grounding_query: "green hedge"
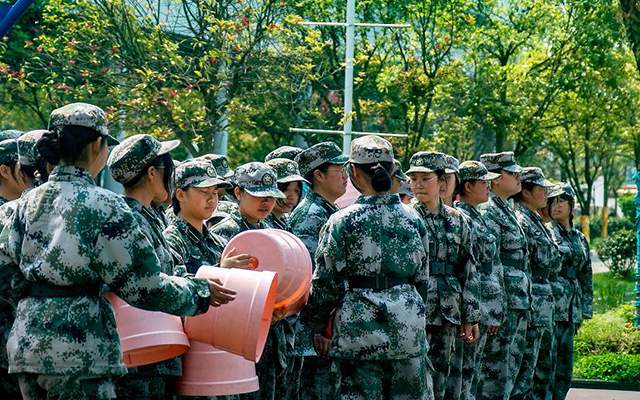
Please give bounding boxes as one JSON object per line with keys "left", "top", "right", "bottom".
{"left": 592, "top": 273, "right": 636, "bottom": 314}
{"left": 573, "top": 354, "right": 640, "bottom": 383}
{"left": 574, "top": 304, "right": 640, "bottom": 356}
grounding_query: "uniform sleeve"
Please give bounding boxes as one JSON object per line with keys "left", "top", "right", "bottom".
{"left": 94, "top": 205, "right": 210, "bottom": 317}
{"left": 164, "top": 226, "right": 189, "bottom": 275}
{"left": 212, "top": 218, "right": 240, "bottom": 242}
{"left": 578, "top": 233, "right": 593, "bottom": 319}
{"left": 458, "top": 215, "right": 481, "bottom": 325}
{"left": 0, "top": 204, "right": 29, "bottom": 307}
{"left": 412, "top": 217, "right": 430, "bottom": 303}
{"left": 303, "top": 217, "right": 346, "bottom": 336}
{"left": 291, "top": 214, "right": 327, "bottom": 267}
{"left": 481, "top": 207, "right": 507, "bottom": 323}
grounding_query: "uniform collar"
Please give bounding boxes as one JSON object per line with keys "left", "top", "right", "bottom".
{"left": 356, "top": 193, "right": 401, "bottom": 206}
{"left": 49, "top": 165, "right": 96, "bottom": 185}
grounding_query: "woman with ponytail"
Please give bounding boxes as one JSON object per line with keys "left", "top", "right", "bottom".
{"left": 0, "top": 103, "right": 234, "bottom": 399}
{"left": 303, "top": 135, "right": 433, "bottom": 399}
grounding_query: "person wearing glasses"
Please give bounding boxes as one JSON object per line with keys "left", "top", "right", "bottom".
{"left": 408, "top": 151, "right": 480, "bottom": 400}
{"left": 546, "top": 183, "right": 592, "bottom": 400}
{"left": 511, "top": 168, "right": 559, "bottom": 400}
{"left": 476, "top": 151, "right": 530, "bottom": 400}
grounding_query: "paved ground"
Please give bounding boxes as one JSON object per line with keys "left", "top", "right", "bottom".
{"left": 591, "top": 251, "right": 609, "bottom": 274}
{"left": 567, "top": 389, "right": 640, "bottom": 399}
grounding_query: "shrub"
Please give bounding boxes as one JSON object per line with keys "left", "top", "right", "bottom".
{"left": 595, "top": 228, "right": 636, "bottom": 278}
{"left": 574, "top": 304, "right": 640, "bottom": 357}
{"left": 619, "top": 193, "right": 637, "bottom": 223}
{"left": 573, "top": 354, "right": 640, "bottom": 383}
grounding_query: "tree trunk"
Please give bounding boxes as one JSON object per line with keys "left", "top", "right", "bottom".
{"left": 580, "top": 214, "right": 590, "bottom": 242}
{"left": 602, "top": 173, "right": 610, "bottom": 239}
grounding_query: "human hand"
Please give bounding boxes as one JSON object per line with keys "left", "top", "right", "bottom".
{"left": 313, "top": 334, "right": 332, "bottom": 357}
{"left": 221, "top": 247, "right": 257, "bottom": 269}
{"left": 207, "top": 278, "right": 236, "bottom": 307}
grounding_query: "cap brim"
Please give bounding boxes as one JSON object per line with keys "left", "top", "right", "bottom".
{"left": 406, "top": 166, "right": 434, "bottom": 175}
{"left": 328, "top": 154, "right": 349, "bottom": 164}
{"left": 546, "top": 189, "right": 563, "bottom": 198}
{"left": 541, "top": 179, "right": 555, "bottom": 188}
{"left": 192, "top": 177, "right": 232, "bottom": 189}
{"left": 480, "top": 171, "right": 501, "bottom": 181}
{"left": 105, "top": 134, "right": 120, "bottom": 146}
{"left": 279, "top": 175, "right": 310, "bottom": 185}
{"left": 158, "top": 139, "right": 181, "bottom": 155}
{"left": 444, "top": 168, "right": 458, "bottom": 174}
{"left": 224, "top": 170, "right": 234, "bottom": 179}
{"left": 502, "top": 164, "right": 522, "bottom": 173}
{"left": 244, "top": 188, "right": 286, "bottom": 199}
{"left": 394, "top": 171, "right": 409, "bottom": 181}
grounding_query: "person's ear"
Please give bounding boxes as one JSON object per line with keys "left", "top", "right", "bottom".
{"left": 234, "top": 186, "right": 242, "bottom": 199}
{"left": 176, "top": 187, "right": 187, "bottom": 203}
{"left": 0, "top": 164, "right": 10, "bottom": 179}
{"left": 313, "top": 169, "right": 324, "bottom": 184}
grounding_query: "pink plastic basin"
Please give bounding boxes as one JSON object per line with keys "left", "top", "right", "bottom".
{"left": 105, "top": 292, "right": 190, "bottom": 367}
{"left": 184, "top": 266, "right": 277, "bottom": 362}
{"left": 335, "top": 179, "right": 361, "bottom": 209}
{"left": 220, "top": 229, "right": 312, "bottom": 317}
{"left": 176, "top": 340, "right": 259, "bottom": 396}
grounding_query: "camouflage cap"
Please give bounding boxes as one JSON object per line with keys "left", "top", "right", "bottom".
{"left": 175, "top": 159, "right": 231, "bottom": 189}
{"left": 399, "top": 181, "right": 413, "bottom": 197}
{"left": 107, "top": 134, "right": 180, "bottom": 184}
{"left": 444, "top": 155, "right": 460, "bottom": 174}
{"left": 547, "top": 182, "right": 576, "bottom": 199}
{"left": 458, "top": 160, "right": 500, "bottom": 182}
{"left": 0, "top": 130, "right": 23, "bottom": 141}
{"left": 198, "top": 154, "right": 234, "bottom": 179}
{"left": 392, "top": 159, "right": 408, "bottom": 181}
{"left": 265, "top": 158, "right": 309, "bottom": 184}
{"left": 479, "top": 151, "right": 522, "bottom": 173}
{"left": 406, "top": 151, "right": 447, "bottom": 175}
{"left": 265, "top": 146, "right": 303, "bottom": 162}
{"left": 17, "top": 130, "right": 48, "bottom": 166}
{"left": 48, "top": 102, "right": 119, "bottom": 145}
{"left": 348, "top": 135, "right": 394, "bottom": 164}
{"left": 234, "top": 162, "right": 286, "bottom": 198}
{"left": 0, "top": 139, "right": 18, "bottom": 165}
{"left": 295, "top": 142, "right": 348, "bottom": 176}
{"left": 520, "top": 167, "right": 554, "bottom": 188}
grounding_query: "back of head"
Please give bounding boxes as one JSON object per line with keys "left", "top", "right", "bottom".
{"left": 349, "top": 135, "right": 395, "bottom": 193}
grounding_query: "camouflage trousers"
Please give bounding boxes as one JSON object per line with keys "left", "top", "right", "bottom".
{"left": 511, "top": 323, "right": 549, "bottom": 400}
{"left": 299, "top": 356, "right": 334, "bottom": 400}
{"left": 332, "top": 354, "right": 434, "bottom": 400}
{"left": 445, "top": 324, "right": 489, "bottom": 400}
{"left": 1, "top": 368, "right": 21, "bottom": 400}
{"left": 531, "top": 324, "right": 556, "bottom": 400}
{"left": 553, "top": 322, "right": 576, "bottom": 400}
{"left": 426, "top": 322, "right": 457, "bottom": 400}
{"left": 17, "top": 373, "right": 117, "bottom": 400}
{"left": 115, "top": 375, "right": 177, "bottom": 399}
{"left": 280, "top": 355, "right": 303, "bottom": 400}
{"left": 241, "top": 326, "right": 287, "bottom": 400}
{"left": 476, "top": 309, "right": 528, "bottom": 400}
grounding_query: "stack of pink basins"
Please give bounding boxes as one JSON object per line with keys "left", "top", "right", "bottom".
{"left": 106, "top": 228, "right": 312, "bottom": 397}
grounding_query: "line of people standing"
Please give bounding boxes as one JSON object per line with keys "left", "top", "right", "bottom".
{"left": 0, "top": 102, "right": 592, "bottom": 400}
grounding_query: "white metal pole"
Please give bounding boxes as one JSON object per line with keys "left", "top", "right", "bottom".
{"left": 342, "top": 0, "right": 356, "bottom": 156}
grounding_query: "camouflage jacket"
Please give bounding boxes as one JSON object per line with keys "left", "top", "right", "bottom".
{"left": 305, "top": 194, "right": 429, "bottom": 360}
{"left": 289, "top": 191, "right": 338, "bottom": 270}
{"left": 0, "top": 196, "right": 21, "bottom": 369}
{"left": 548, "top": 221, "right": 593, "bottom": 323}
{"left": 211, "top": 213, "right": 271, "bottom": 241}
{"left": 0, "top": 197, "right": 7, "bottom": 207}
{"left": 265, "top": 213, "right": 290, "bottom": 231}
{"left": 165, "top": 216, "right": 227, "bottom": 275}
{"left": 0, "top": 166, "right": 211, "bottom": 376}
{"left": 479, "top": 193, "right": 531, "bottom": 311}
{"left": 455, "top": 200, "right": 505, "bottom": 326}
{"left": 412, "top": 200, "right": 480, "bottom": 326}
{"left": 516, "top": 205, "right": 560, "bottom": 328}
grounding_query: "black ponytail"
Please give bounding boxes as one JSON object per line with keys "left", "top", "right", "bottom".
{"left": 353, "top": 162, "right": 393, "bottom": 193}
{"left": 37, "top": 125, "right": 104, "bottom": 166}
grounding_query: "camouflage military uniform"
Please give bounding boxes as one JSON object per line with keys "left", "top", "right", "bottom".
{"left": 304, "top": 135, "right": 433, "bottom": 400}
{"left": 0, "top": 103, "right": 209, "bottom": 399}
{"left": 547, "top": 184, "right": 592, "bottom": 400}
{"left": 212, "top": 162, "right": 288, "bottom": 400}
{"left": 511, "top": 168, "right": 558, "bottom": 400}
{"left": 289, "top": 142, "right": 347, "bottom": 400}
{"left": 0, "top": 139, "right": 19, "bottom": 207}
{"left": 477, "top": 152, "right": 530, "bottom": 400}
{"left": 0, "top": 130, "right": 48, "bottom": 399}
{"left": 407, "top": 151, "right": 480, "bottom": 400}
{"left": 264, "top": 157, "right": 308, "bottom": 234}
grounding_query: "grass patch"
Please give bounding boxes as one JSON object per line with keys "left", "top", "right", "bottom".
{"left": 573, "top": 354, "right": 640, "bottom": 382}
{"left": 592, "top": 272, "right": 635, "bottom": 314}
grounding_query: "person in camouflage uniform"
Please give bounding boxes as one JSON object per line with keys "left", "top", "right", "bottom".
{"left": 264, "top": 158, "right": 308, "bottom": 231}
{"left": 452, "top": 161, "right": 502, "bottom": 400}
{"left": 510, "top": 168, "right": 559, "bottom": 400}
{"left": 389, "top": 159, "right": 408, "bottom": 194}
{"left": 212, "top": 162, "right": 290, "bottom": 400}
{"left": 0, "top": 130, "right": 22, "bottom": 141}
{"left": 0, "top": 139, "right": 28, "bottom": 207}
{"left": 440, "top": 154, "right": 459, "bottom": 207}
{"left": 0, "top": 129, "right": 49, "bottom": 399}
{"left": 0, "top": 103, "right": 235, "bottom": 399}
{"left": 476, "top": 151, "right": 530, "bottom": 400}
{"left": 547, "top": 183, "right": 592, "bottom": 400}
{"left": 408, "top": 151, "right": 480, "bottom": 400}
{"left": 288, "top": 142, "right": 347, "bottom": 400}
{"left": 265, "top": 146, "right": 304, "bottom": 162}
{"left": 303, "top": 135, "right": 433, "bottom": 400}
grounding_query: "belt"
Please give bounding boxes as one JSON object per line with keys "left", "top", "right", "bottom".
{"left": 478, "top": 262, "right": 493, "bottom": 274}
{"left": 430, "top": 261, "right": 454, "bottom": 276}
{"left": 562, "top": 268, "right": 577, "bottom": 279}
{"left": 28, "top": 282, "right": 101, "bottom": 298}
{"left": 347, "top": 276, "right": 409, "bottom": 291}
{"left": 500, "top": 250, "right": 525, "bottom": 269}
